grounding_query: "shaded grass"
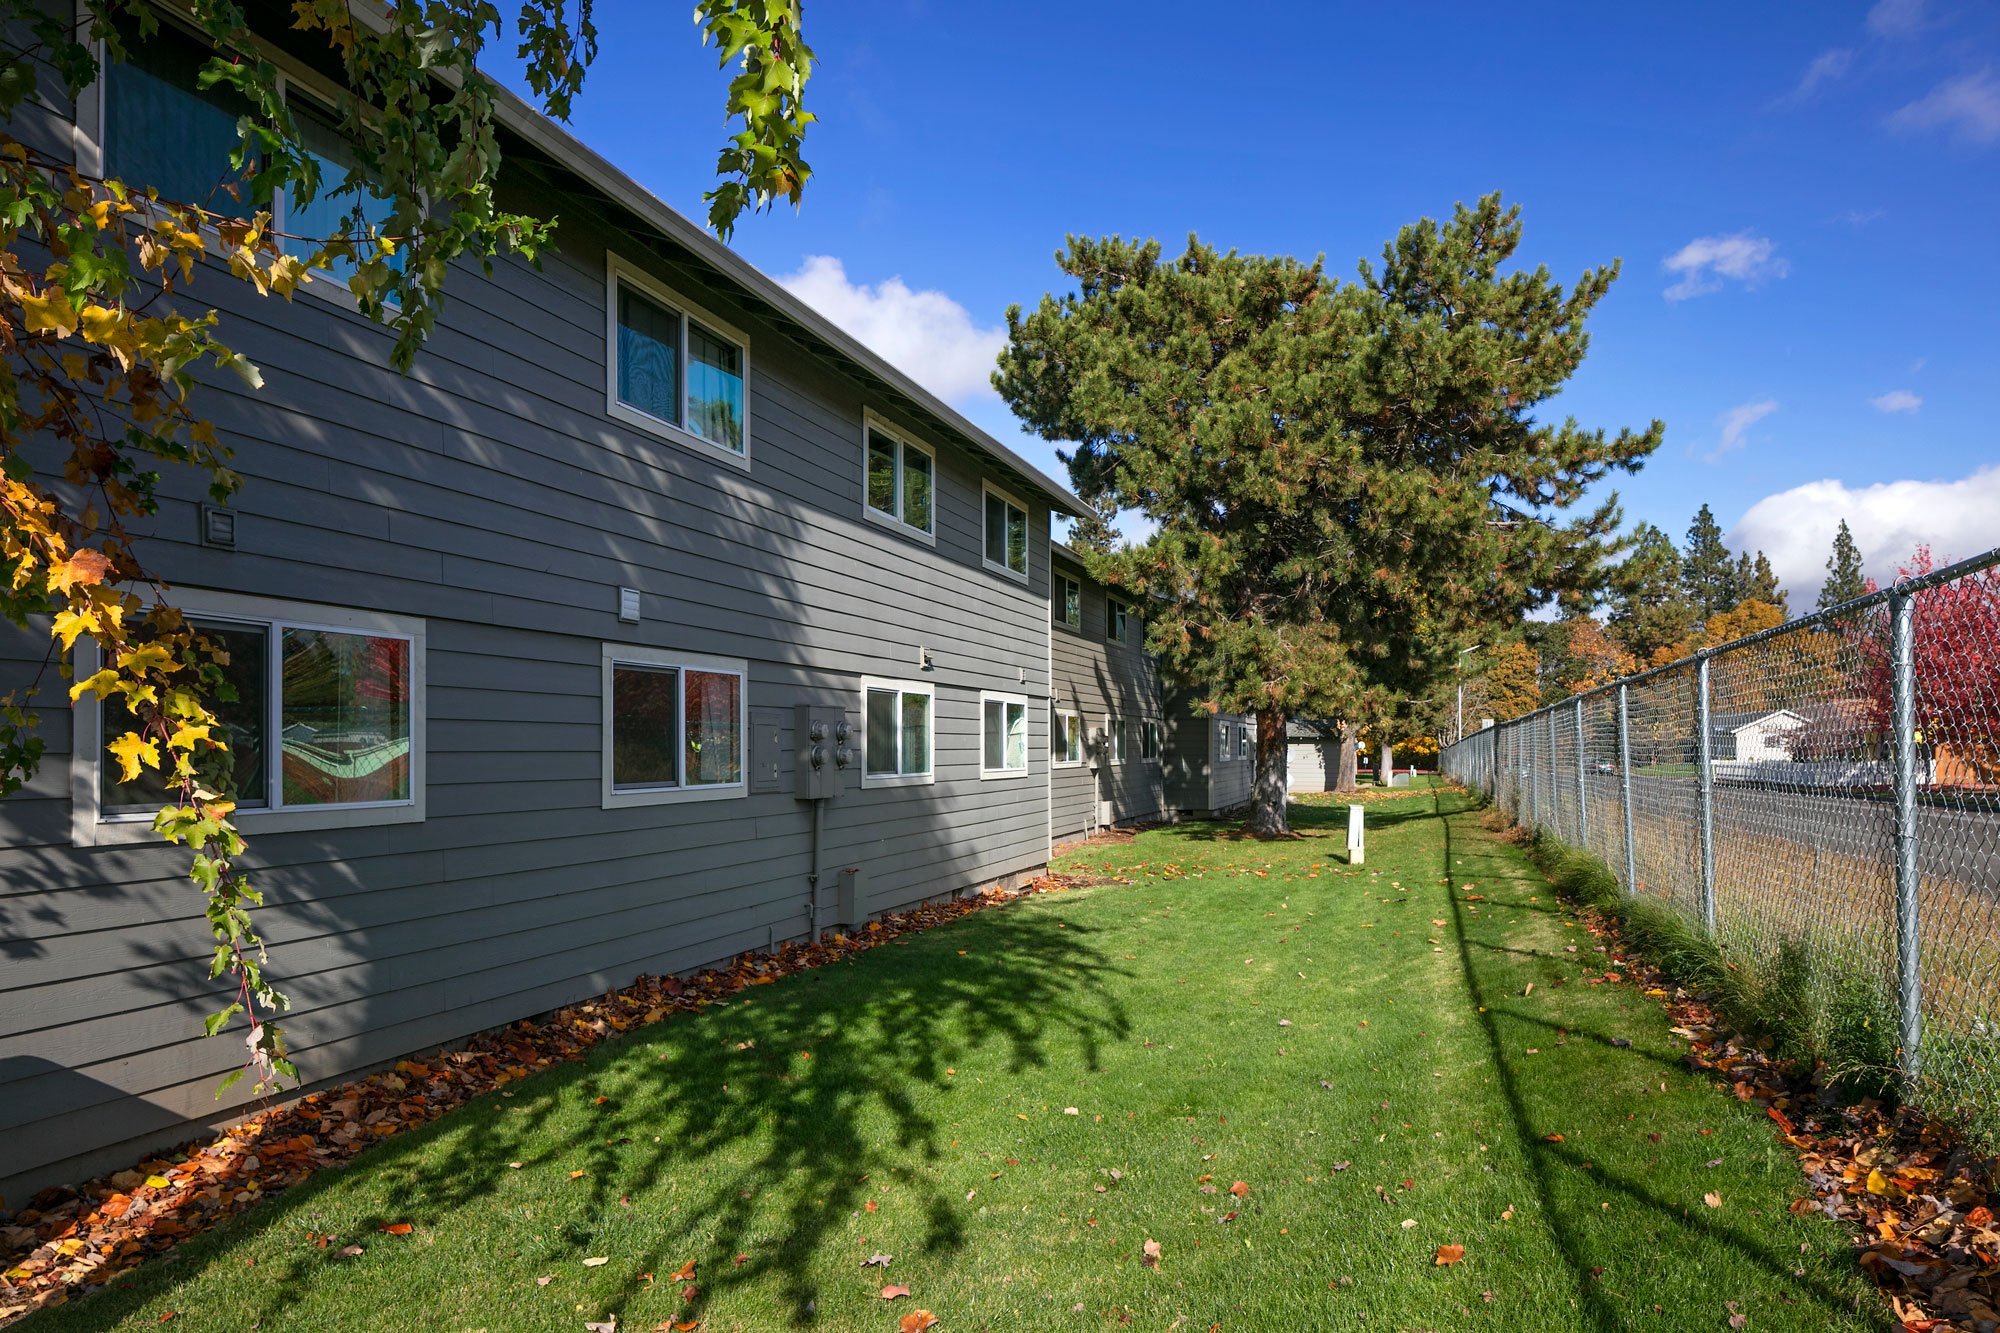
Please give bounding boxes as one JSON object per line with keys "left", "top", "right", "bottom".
{"left": 24, "top": 791, "right": 1884, "bottom": 1331}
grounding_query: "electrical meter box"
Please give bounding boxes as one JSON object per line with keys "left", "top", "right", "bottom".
{"left": 794, "top": 704, "right": 850, "bottom": 801}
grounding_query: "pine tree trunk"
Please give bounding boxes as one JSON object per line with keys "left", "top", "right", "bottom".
{"left": 1378, "top": 740, "right": 1395, "bottom": 787}
{"left": 1243, "top": 708, "right": 1291, "bottom": 837}
{"left": 1334, "top": 723, "right": 1360, "bottom": 791}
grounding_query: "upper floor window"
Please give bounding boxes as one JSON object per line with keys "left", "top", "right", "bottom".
{"left": 281, "top": 94, "right": 402, "bottom": 283}
{"left": 76, "top": 591, "right": 425, "bottom": 843}
{"left": 602, "top": 646, "right": 746, "bottom": 808}
{"left": 102, "top": 15, "right": 262, "bottom": 215}
{"left": 982, "top": 482, "right": 1028, "bottom": 580}
{"left": 1107, "top": 599, "right": 1129, "bottom": 644}
{"left": 1141, "top": 720, "right": 1161, "bottom": 761}
{"left": 862, "top": 677, "right": 934, "bottom": 786}
{"left": 1109, "top": 717, "right": 1129, "bottom": 764}
{"left": 606, "top": 253, "right": 750, "bottom": 464}
{"left": 1055, "top": 575, "right": 1081, "bottom": 629}
{"left": 863, "top": 412, "right": 935, "bottom": 539}
{"left": 981, "top": 692, "right": 1029, "bottom": 777}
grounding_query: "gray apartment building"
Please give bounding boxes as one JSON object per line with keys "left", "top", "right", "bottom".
{"left": 0, "top": 6, "right": 1088, "bottom": 1199}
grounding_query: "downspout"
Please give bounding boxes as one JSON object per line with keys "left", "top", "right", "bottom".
{"left": 807, "top": 794, "right": 824, "bottom": 940}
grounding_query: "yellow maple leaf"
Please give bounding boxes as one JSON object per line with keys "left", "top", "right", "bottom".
{"left": 107, "top": 731, "right": 160, "bottom": 782}
{"left": 18, "top": 288, "right": 78, "bottom": 336}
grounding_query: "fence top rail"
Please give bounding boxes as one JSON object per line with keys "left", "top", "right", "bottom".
{"left": 1441, "top": 541, "right": 2000, "bottom": 752}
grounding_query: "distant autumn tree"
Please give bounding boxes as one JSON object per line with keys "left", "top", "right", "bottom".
{"left": 1859, "top": 547, "right": 2000, "bottom": 784}
{"left": 996, "top": 194, "right": 1660, "bottom": 835}
{"left": 1484, "top": 642, "right": 1544, "bottom": 722}
{"left": 1542, "top": 614, "right": 1634, "bottom": 699}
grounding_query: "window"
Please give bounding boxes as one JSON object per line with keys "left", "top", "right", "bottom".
{"left": 280, "top": 94, "right": 402, "bottom": 284}
{"left": 1107, "top": 599, "right": 1128, "bottom": 644}
{"left": 606, "top": 254, "right": 750, "bottom": 462}
{"left": 1141, "top": 720, "right": 1161, "bottom": 762}
{"left": 601, "top": 646, "right": 746, "bottom": 807}
{"left": 77, "top": 592, "right": 424, "bottom": 843}
{"left": 1053, "top": 708, "right": 1084, "bottom": 766}
{"left": 1048, "top": 572, "right": 1080, "bottom": 628}
{"left": 1109, "top": 717, "right": 1129, "bottom": 764}
{"left": 981, "top": 692, "right": 1029, "bottom": 777}
{"left": 1237, "top": 724, "right": 1253, "bottom": 761}
{"left": 982, "top": 482, "right": 1029, "bottom": 579}
{"left": 862, "top": 411, "right": 935, "bottom": 539}
{"left": 102, "top": 15, "right": 263, "bottom": 216}
{"left": 862, "top": 678, "right": 934, "bottom": 785}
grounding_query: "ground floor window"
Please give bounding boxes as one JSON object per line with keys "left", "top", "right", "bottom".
{"left": 603, "top": 645, "right": 747, "bottom": 807}
{"left": 863, "top": 677, "right": 934, "bottom": 785}
{"left": 982, "top": 692, "right": 1029, "bottom": 776}
{"left": 1053, "top": 708, "right": 1084, "bottom": 766}
{"left": 77, "top": 591, "right": 425, "bottom": 842}
{"left": 1141, "top": 719, "right": 1161, "bottom": 761}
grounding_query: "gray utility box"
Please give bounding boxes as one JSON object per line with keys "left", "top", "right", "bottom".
{"left": 748, "top": 707, "right": 786, "bottom": 794}
{"left": 835, "top": 866, "right": 868, "bottom": 929}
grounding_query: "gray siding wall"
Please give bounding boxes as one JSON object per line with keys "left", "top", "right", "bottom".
{"left": 1163, "top": 702, "right": 1254, "bottom": 817}
{"left": 1048, "top": 553, "right": 1164, "bottom": 842}
{"left": 0, "top": 121, "right": 1056, "bottom": 1198}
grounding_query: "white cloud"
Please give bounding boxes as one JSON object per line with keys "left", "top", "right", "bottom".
{"left": 778, "top": 255, "right": 1004, "bottom": 405}
{"left": 1730, "top": 465, "right": 2000, "bottom": 599}
{"left": 1790, "top": 48, "right": 1854, "bottom": 102}
{"left": 1889, "top": 70, "right": 2000, "bottom": 144}
{"left": 1663, "top": 233, "right": 1789, "bottom": 301}
{"left": 1706, "top": 399, "right": 1779, "bottom": 461}
{"left": 1866, "top": 0, "right": 1927, "bottom": 37}
{"left": 1871, "top": 389, "right": 1923, "bottom": 413}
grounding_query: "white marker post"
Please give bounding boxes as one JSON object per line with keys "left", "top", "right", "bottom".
{"left": 1347, "top": 803, "right": 1365, "bottom": 865}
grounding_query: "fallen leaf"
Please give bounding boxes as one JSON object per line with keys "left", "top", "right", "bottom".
{"left": 1704, "top": 1192, "right": 1724, "bottom": 1209}
{"left": 569, "top": 1171, "right": 587, "bottom": 1180}
{"left": 899, "top": 1312, "right": 938, "bottom": 1333}
{"left": 1435, "top": 1243, "right": 1466, "bottom": 1266}
{"left": 1229, "top": 1181, "right": 1250, "bottom": 1198}
{"left": 864, "top": 1201, "right": 879, "bottom": 1213}
{"left": 669, "top": 1260, "right": 697, "bottom": 1282}
{"left": 336, "top": 1244, "right": 365, "bottom": 1258}
{"left": 1401, "top": 1219, "right": 1418, "bottom": 1229}
{"left": 584, "top": 1256, "right": 610, "bottom": 1267}
{"left": 584, "top": 1320, "right": 616, "bottom": 1333}
{"left": 862, "top": 1253, "right": 893, "bottom": 1268}
{"left": 880, "top": 1284, "right": 911, "bottom": 1300}
{"left": 537, "top": 1276, "right": 556, "bottom": 1287}
{"left": 1142, "top": 1238, "right": 1162, "bottom": 1269}
{"left": 378, "top": 1222, "right": 414, "bottom": 1236}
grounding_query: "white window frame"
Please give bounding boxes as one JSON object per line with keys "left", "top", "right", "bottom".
{"left": 1237, "top": 723, "right": 1253, "bottom": 762}
{"left": 980, "top": 479, "right": 1031, "bottom": 582}
{"left": 605, "top": 251, "right": 753, "bottom": 469}
{"left": 1107, "top": 715, "right": 1129, "bottom": 765}
{"left": 1054, "top": 574, "right": 1082, "bottom": 630}
{"left": 71, "top": 589, "right": 427, "bottom": 846}
{"left": 979, "top": 690, "right": 1031, "bottom": 779}
{"left": 860, "top": 676, "right": 936, "bottom": 788}
{"left": 860, "top": 408, "right": 937, "bottom": 543}
{"left": 1107, "top": 598, "right": 1128, "bottom": 644}
{"left": 1053, "top": 707, "right": 1085, "bottom": 767}
{"left": 600, "top": 643, "right": 749, "bottom": 809}
{"left": 1140, "top": 719, "right": 1162, "bottom": 763}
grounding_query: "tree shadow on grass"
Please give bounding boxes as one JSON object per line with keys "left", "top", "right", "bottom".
{"left": 35, "top": 899, "right": 1130, "bottom": 1331}
{"left": 1438, "top": 797, "right": 1868, "bottom": 1331}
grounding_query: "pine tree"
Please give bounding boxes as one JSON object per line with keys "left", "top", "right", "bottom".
{"left": 1607, "top": 521, "right": 1696, "bottom": 662}
{"left": 1730, "top": 549, "right": 1786, "bottom": 615}
{"left": 1681, "top": 505, "right": 1736, "bottom": 618}
{"left": 995, "top": 194, "right": 1661, "bottom": 834}
{"left": 1819, "top": 518, "right": 1868, "bottom": 610}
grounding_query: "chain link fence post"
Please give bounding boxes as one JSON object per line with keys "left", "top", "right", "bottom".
{"left": 1618, "top": 682, "right": 1635, "bottom": 897}
{"left": 1568, "top": 696, "right": 1584, "bottom": 840}
{"left": 1891, "top": 585, "right": 1924, "bottom": 1082}
{"left": 1696, "top": 654, "right": 1717, "bottom": 935}
{"left": 1546, "top": 707, "right": 1559, "bottom": 837}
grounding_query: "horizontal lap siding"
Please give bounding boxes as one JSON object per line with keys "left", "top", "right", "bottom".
{"left": 0, "top": 166, "right": 1051, "bottom": 1196}
{"left": 1048, "top": 554, "right": 1163, "bottom": 832}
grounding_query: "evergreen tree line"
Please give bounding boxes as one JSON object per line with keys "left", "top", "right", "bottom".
{"left": 1472, "top": 515, "right": 1874, "bottom": 722}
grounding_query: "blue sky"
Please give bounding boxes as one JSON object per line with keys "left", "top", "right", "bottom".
{"left": 498, "top": 1, "right": 1999, "bottom": 604}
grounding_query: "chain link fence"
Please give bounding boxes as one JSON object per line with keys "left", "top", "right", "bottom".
{"left": 1442, "top": 547, "right": 2000, "bottom": 1144}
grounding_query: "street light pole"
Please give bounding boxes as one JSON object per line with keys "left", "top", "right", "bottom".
{"left": 1454, "top": 645, "right": 1484, "bottom": 745}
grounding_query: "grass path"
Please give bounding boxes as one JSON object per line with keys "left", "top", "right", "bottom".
{"left": 25, "top": 788, "right": 1884, "bottom": 1331}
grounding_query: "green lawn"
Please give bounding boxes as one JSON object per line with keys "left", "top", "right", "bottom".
{"left": 25, "top": 789, "right": 1884, "bottom": 1332}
